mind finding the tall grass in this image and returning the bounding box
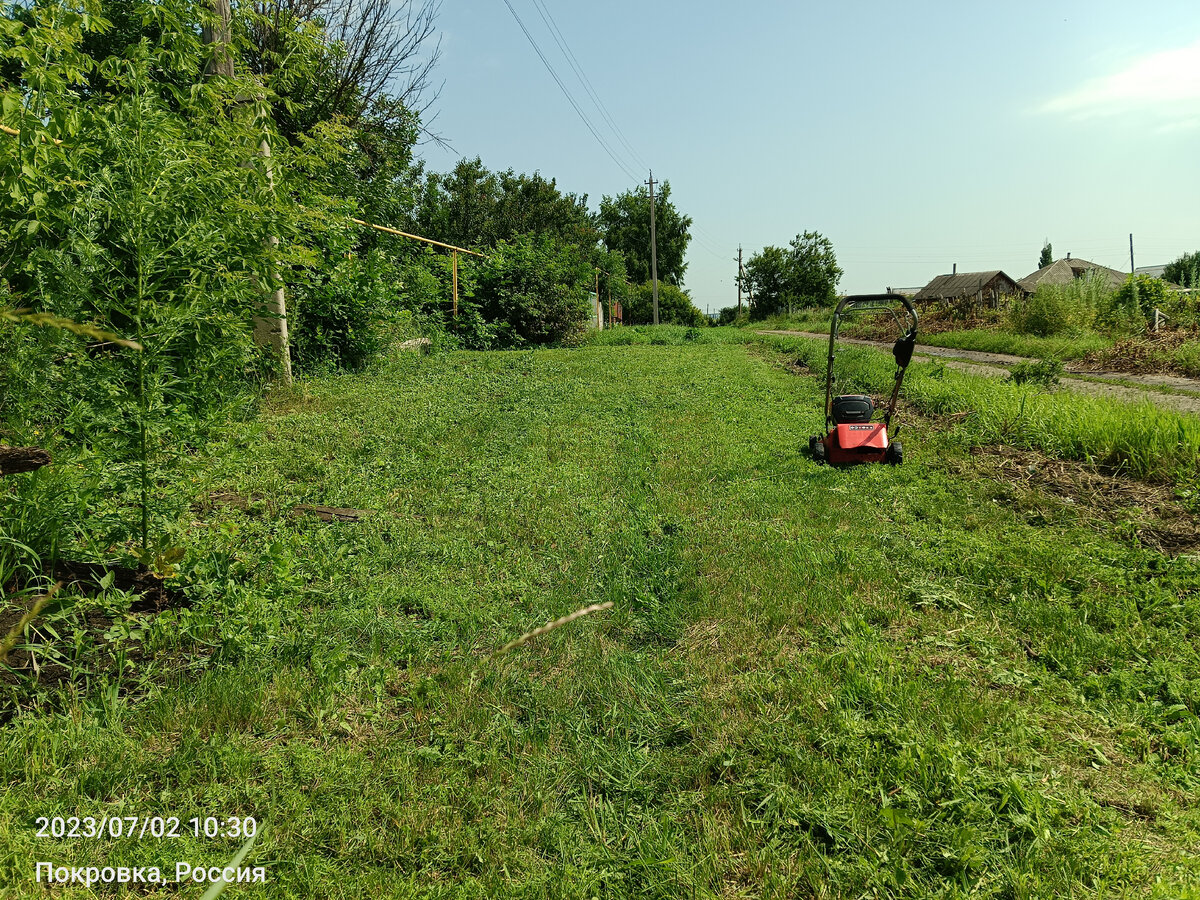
[1007,273,1113,337]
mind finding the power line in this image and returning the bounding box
[527,0,648,173]
[497,0,640,182]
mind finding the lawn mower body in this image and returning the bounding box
[809,294,918,466]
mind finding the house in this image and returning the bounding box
[1019,257,1128,293]
[913,270,1023,307]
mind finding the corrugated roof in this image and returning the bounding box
[913,271,1019,301]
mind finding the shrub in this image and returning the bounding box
[624,282,705,326]
[1107,273,1168,326]
[290,250,400,371]
[473,234,592,347]
[717,306,747,326]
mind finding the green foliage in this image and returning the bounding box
[1038,240,1053,269]
[1007,357,1063,388]
[472,233,592,347]
[1163,251,1200,289]
[1007,274,1109,336]
[744,231,843,318]
[717,305,748,326]
[415,157,598,251]
[0,0,352,562]
[289,250,401,372]
[623,281,705,326]
[598,180,692,285]
[1110,273,1169,324]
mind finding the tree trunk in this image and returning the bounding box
[0,446,50,476]
[203,0,292,383]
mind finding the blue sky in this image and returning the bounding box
[418,1,1200,312]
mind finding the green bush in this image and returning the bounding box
[290,250,400,372]
[473,234,592,347]
[1107,273,1169,326]
[624,281,705,326]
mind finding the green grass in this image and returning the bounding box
[917,329,1112,360]
[2,338,1199,897]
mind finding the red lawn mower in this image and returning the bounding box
[809,293,918,466]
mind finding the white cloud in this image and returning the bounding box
[1040,38,1200,120]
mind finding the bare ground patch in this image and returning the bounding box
[952,446,1200,556]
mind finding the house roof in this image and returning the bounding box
[1019,258,1128,293]
[913,270,1019,301]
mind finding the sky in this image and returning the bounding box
[416,0,1200,313]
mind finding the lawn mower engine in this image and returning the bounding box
[811,395,898,465]
[808,293,917,467]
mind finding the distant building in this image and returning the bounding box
[913,270,1023,307]
[1135,264,1167,279]
[1019,257,1128,293]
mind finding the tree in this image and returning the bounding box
[1164,251,1200,288]
[741,245,790,319]
[1039,240,1053,269]
[414,158,598,252]
[598,181,692,286]
[243,0,443,142]
[623,282,704,327]
[741,231,842,318]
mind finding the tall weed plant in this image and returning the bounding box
[1007,273,1108,336]
[1,0,343,566]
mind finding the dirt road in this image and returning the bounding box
[758,330,1200,417]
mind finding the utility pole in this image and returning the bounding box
[1129,233,1135,274]
[737,246,743,316]
[646,170,659,326]
[202,0,234,77]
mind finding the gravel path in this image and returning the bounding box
[758,330,1200,417]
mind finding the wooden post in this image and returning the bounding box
[595,270,601,328]
[608,283,612,327]
[452,249,458,318]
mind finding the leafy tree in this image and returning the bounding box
[1,0,350,557]
[742,232,842,318]
[598,181,692,285]
[1039,240,1053,269]
[623,282,704,327]
[1164,251,1200,289]
[741,245,790,319]
[414,157,597,251]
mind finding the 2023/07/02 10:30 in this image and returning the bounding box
[35,815,257,840]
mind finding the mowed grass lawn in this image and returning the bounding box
[3,338,1199,898]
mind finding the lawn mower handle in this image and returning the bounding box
[824,293,919,432]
